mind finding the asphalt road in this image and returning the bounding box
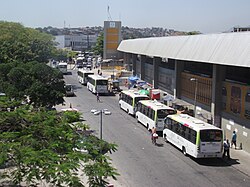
[62,70,250,187]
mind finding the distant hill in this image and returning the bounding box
[36,26,201,39]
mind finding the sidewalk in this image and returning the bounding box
[225,148,250,177]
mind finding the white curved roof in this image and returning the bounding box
[117,32,250,68]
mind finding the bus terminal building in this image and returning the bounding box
[118,32,250,153]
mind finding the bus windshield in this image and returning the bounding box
[157,109,176,118]
[59,65,67,68]
[200,130,222,142]
[97,80,108,85]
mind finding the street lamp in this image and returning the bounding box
[91,109,111,140]
[190,78,198,117]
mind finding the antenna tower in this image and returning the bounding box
[107,5,112,21]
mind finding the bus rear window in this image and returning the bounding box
[135,97,148,103]
[157,109,170,118]
[157,109,176,118]
[200,130,222,142]
[97,80,108,85]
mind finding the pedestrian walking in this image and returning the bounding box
[231,131,237,149]
[151,126,158,144]
[96,92,100,102]
[223,139,230,160]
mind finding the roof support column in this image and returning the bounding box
[140,55,146,80]
[124,53,132,71]
[132,54,137,76]
[123,52,128,68]
[211,64,225,127]
[174,60,184,99]
[153,57,161,89]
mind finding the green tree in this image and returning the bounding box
[27,62,65,108]
[186,31,202,35]
[0,21,56,63]
[52,48,68,62]
[0,62,65,108]
[92,32,104,57]
[0,106,118,186]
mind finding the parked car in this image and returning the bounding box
[65,84,74,97]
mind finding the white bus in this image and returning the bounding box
[58,62,67,74]
[76,56,84,68]
[136,100,176,132]
[77,69,94,85]
[163,114,223,158]
[119,90,149,115]
[87,75,109,94]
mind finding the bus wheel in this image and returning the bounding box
[136,116,139,123]
[182,147,187,156]
[147,124,149,131]
[127,109,129,114]
[164,134,168,143]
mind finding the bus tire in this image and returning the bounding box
[164,134,168,143]
[182,146,187,156]
[127,109,129,114]
[136,116,139,123]
[147,124,149,131]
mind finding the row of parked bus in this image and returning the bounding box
[77,68,223,159]
[77,68,122,95]
[118,89,223,159]
[77,68,109,94]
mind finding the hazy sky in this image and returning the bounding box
[1,0,249,33]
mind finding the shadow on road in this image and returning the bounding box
[192,157,240,167]
[155,142,164,147]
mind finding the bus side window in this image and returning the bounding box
[180,124,187,138]
[178,123,183,136]
[190,130,197,144]
[173,121,179,134]
[124,95,128,103]
[127,96,131,105]
[152,110,155,120]
[186,128,191,141]
[137,102,141,111]
[142,105,146,114]
[169,123,172,130]
[165,118,173,130]
[148,108,152,120]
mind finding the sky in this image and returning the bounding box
[0,0,250,34]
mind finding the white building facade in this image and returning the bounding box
[55,34,98,51]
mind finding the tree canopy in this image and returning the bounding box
[0,21,57,64]
[0,21,119,186]
[0,103,118,186]
[92,32,104,57]
[0,61,65,108]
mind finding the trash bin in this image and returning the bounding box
[150,89,161,100]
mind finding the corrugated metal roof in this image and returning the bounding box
[117,32,250,68]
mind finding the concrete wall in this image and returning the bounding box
[222,112,250,152]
